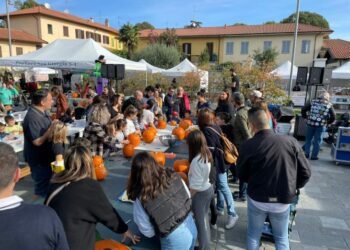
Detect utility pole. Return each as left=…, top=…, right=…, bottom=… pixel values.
left=288, top=0, right=301, bottom=97
left=5, top=0, right=12, bottom=56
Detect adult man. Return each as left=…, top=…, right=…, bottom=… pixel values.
left=23, top=89, right=54, bottom=197
left=302, top=92, right=335, bottom=160
left=237, top=108, right=311, bottom=250
left=249, top=90, right=263, bottom=107
left=0, top=143, right=69, bottom=250
left=121, top=90, right=143, bottom=113
left=163, top=86, right=176, bottom=121
left=230, top=68, right=240, bottom=94
left=143, top=85, right=155, bottom=104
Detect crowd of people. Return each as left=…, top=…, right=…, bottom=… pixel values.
left=0, top=72, right=317, bottom=250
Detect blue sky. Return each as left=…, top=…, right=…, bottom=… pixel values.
left=2, top=0, right=350, bottom=40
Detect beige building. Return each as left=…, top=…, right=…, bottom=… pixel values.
left=0, top=28, right=46, bottom=57
left=0, top=6, right=122, bottom=51
left=139, top=24, right=332, bottom=67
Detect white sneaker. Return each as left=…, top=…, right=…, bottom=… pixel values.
left=217, top=209, right=224, bottom=216
left=225, top=215, right=239, bottom=229
left=210, top=223, right=217, bottom=230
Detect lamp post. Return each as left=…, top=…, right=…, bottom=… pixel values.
left=5, top=0, right=13, bottom=56
left=288, top=0, right=301, bottom=97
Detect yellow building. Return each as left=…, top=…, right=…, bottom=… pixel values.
left=139, top=24, right=332, bottom=67
left=0, top=28, right=46, bottom=57
left=0, top=6, right=122, bottom=51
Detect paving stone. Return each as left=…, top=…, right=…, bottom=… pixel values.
left=320, top=216, right=350, bottom=231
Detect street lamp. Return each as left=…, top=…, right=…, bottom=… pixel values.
left=5, top=0, right=13, bottom=56
left=288, top=0, right=301, bottom=97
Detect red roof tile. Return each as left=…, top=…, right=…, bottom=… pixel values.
left=139, top=23, right=332, bottom=38
left=0, top=28, right=47, bottom=44
left=0, top=6, right=118, bottom=35
left=323, top=39, right=350, bottom=59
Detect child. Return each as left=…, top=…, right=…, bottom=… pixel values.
left=49, top=121, right=68, bottom=173
left=124, top=105, right=140, bottom=136
left=187, top=130, right=214, bottom=250
left=0, top=122, right=9, bottom=140
left=170, top=111, right=180, bottom=124
left=107, top=119, right=129, bottom=144
left=60, top=108, right=75, bottom=124
left=142, top=99, right=156, bottom=129
left=215, top=112, right=235, bottom=143
left=4, top=115, right=23, bottom=134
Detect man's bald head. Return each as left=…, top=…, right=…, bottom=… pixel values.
left=134, top=90, right=143, bottom=100
left=248, top=107, right=270, bottom=132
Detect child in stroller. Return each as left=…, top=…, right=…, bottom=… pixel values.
left=324, top=113, right=349, bottom=145
left=261, top=190, right=300, bottom=241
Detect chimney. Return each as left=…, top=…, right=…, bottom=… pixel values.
left=89, top=17, right=94, bottom=23
left=105, top=18, right=109, bottom=27
left=224, top=24, right=227, bottom=28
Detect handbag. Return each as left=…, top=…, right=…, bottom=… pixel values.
left=45, top=182, right=71, bottom=206
left=208, top=127, right=239, bottom=164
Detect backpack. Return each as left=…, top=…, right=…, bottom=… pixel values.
left=208, top=127, right=239, bottom=164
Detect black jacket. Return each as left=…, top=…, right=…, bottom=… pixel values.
left=143, top=175, right=191, bottom=237
left=202, top=125, right=227, bottom=173
left=215, top=101, right=234, bottom=116
left=237, top=129, right=311, bottom=204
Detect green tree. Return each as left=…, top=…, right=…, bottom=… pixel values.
left=135, top=21, right=155, bottom=30
left=132, top=43, right=181, bottom=69
left=232, top=23, right=246, bottom=26
left=198, top=48, right=210, bottom=66
left=14, top=0, right=42, bottom=9
left=281, top=11, right=330, bottom=29
left=158, top=28, right=178, bottom=47
left=264, top=21, right=276, bottom=25
left=111, top=49, right=128, bottom=58
left=184, top=20, right=203, bottom=28
left=253, top=48, right=279, bottom=69
left=118, top=23, right=139, bottom=59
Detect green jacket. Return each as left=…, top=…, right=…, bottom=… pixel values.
left=0, top=87, right=18, bottom=105
left=233, top=106, right=251, bottom=148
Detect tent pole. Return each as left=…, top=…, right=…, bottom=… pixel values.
left=146, top=70, right=148, bottom=86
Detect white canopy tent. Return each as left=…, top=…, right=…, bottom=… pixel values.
left=332, top=61, right=350, bottom=79
left=0, top=39, right=146, bottom=71
left=138, top=59, right=165, bottom=73
left=270, top=60, right=297, bottom=79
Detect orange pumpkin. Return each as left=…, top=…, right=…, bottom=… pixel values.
left=148, top=126, right=157, bottom=135
left=151, top=152, right=166, bottom=166
left=95, top=239, right=131, bottom=250
left=93, top=155, right=104, bottom=167
left=157, top=120, right=167, bottom=129
left=177, top=172, right=189, bottom=185
left=169, top=120, right=177, bottom=126
left=172, top=127, right=186, bottom=140
left=179, top=120, right=192, bottom=130
left=71, top=92, right=79, bottom=98
left=128, top=133, right=141, bottom=147
left=173, top=159, right=190, bottom=174
left=95, top=164, right=108, bottom=181
left=123, top=144, right=135, bottom=158
left=143, top=129, right=156, bottom=143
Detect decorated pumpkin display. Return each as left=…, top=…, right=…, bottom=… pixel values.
left=169, top=120, right=177, bottom=126
left=157, top=120, right=167, bottom=129
left=95, top=239, right=131, bottom=250
left=148, top=126, right=157, bottom=135
left=71, top=92, right=79, bottom=98
left=173, top=159, right=190, bottom=174
left=95, top=164, right=108, bottom=181
left=123, top=144, right=135, bottom=158
left=142, top=129, right=156, bottom=143
left=128, top=133, right=141, bottom=147
left=150, top=152, right=166, bottom=166
left=177, top=172, right=189, bottom=185
left=179, top=119, right=192, bottom=130
left=172, top=127, right=186, bottom=140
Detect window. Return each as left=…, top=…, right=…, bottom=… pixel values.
left=281, top=40, right=291, bottom=54
left=95, top=34, right=101, bottom=43
left=241, top=41, right=249, bottom=54
left=301, top=40, right=311, bottom=54
left=103, top=35, right=109, bottom=45
left=47, top=24, right=53, bottom=34
left=36, top=45, right=42, bottom=50
left=63, top=26, right=69, bottom=37
left=0, top=46, right=2, bottom=57
left=263, top=41, right=272, bottom=51
left=75, top=29, right=84, bottom=39
left=182, top=43, right=192, bottom=60
left=226, top=42, right=234, bottom=55
left=16, top=47, right=23, bottom=55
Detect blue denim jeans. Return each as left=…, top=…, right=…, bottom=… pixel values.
left=247, top=198, right=290, bottom=250
left=303, top=125, right=325, bottom=158
left=160, top=214, right=197, bottom=250
left=217, top=172, right=237, bottom=216
left=30, top=164, right=52, bottom=197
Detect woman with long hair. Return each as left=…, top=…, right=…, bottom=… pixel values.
left=109, top=94, right=124, bottom=119
left=127, top=152, right=197, bottom=250
left=45, top=145, right=140, bottom=250
left=215, top=89, right=234, bottom=116
left=198, top=108, right=239, bottom=230
left=254, top=100, right=277, bottom=131
left=187, top=130, right=214, bottom=250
